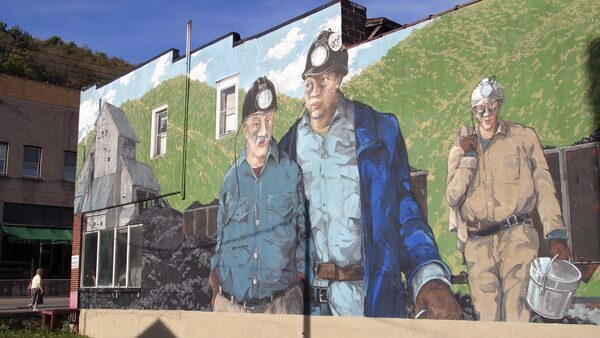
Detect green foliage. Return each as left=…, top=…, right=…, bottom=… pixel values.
left=0, top=21, right=133, bottom=88
left=0, top=317, right=88, bottom=338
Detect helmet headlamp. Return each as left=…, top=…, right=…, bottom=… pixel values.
left=310, top=44, right=329, bottom=67
left=256, top=85, right=274, bottom=111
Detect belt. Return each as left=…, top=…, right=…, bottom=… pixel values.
left=467, top=213, right=531, bottom=239
left=310, top=287, right=329, bottom=304
left=315, top=262, right=364, bottom=281
left=219, top=286, right=287, bottom=310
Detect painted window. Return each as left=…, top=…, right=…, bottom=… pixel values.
left=216, top=74, right=239, bottom=139
left=81, top=223, right=143, bottom=288
left=0, top=143, right=7, bottom=175
left=22, top=146, right=41, bottom=178
left=63, top=151, right=76, bottom=182
left=151, top=104, right=168, bottom=159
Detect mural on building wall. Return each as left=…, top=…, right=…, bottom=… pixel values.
left=75, top=0, right=599, bottom=323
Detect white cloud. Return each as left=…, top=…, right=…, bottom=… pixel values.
left=150, top=55, right=169, bottom=87
left=78, top=98, right=99, bottom=142
left=264, top=27, right=305, bottom=61
left=348, top=42, right=372, bottom=66
left=302, top=18, right=309, bottom=24
left=346, top=42, right=373, bottom=82
left=318, top=14, right=341, bottom=34
left=103, top=89, right=116, bottom=104
left=190, top=61, right=208, bottom=82
left=267, top=53, right=306, bottom=94
left=119, top=72, right=134, bottom=85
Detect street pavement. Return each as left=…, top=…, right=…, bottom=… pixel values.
left=0, top=297, right=69, bottom=314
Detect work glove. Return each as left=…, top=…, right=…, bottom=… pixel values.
left=208, top=269, right=220, bottom=308
left=459, top=134, right=477, bottom=153
left=414, top=279, right=462, bottom=320
left=549, top=238, right=571, bottom=260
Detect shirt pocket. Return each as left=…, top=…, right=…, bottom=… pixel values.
left=341, top=174, right=360, bottom=220
left=497, top=151, right=521, bottom=184
left=225, top=243, right=252, bottom=267
left=267, top=192, right=295, bottom=238
left=230, top=197, right=249, bottom=223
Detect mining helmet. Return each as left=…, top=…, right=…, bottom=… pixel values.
left=302, top=29, right=348, bottom=79
left=242, top=76, right=277, bottom=122
left=471, top=76, right=504, bottom=109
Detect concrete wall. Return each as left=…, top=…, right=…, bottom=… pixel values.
left=78, top=309, right=599, bottom=338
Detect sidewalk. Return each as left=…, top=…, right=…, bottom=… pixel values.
left=0, top=296, right=69, bottom=315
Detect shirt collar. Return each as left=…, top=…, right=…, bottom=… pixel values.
left=477, top=118, right=507, bottom=138
left=237, top=137, right=279, bottom=167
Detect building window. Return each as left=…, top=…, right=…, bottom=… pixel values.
left=22, top=146, right=41, bottom=178
left=81, top=223, right=143, bottom=288
left=63, top=151, right=76, bottom=182
left=0, top=142, right=7, bottom=175
left=216, top=75, right=239, bottom=139
left=150, top=104, right=168, bottom=159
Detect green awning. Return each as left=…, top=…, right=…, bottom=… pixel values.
left=1, top=224, right=72, bottom=243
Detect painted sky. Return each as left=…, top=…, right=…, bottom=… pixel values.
left=75, top=2, right=436, bottom=143
left=2, top=0, right=463, bottom=65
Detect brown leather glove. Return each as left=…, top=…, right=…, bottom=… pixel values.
left=459, top=134, right=477, bottom=153
left=414, top=280, right=462, bottom=320
left=208, top=269, right=220, bottom=307
left=549, top=239, right=571, bottom=260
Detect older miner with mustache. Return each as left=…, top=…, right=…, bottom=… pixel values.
left=209, top=77, right=309, bottom=314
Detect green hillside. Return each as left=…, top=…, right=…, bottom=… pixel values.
left=342, top=0, right=599, bottom=295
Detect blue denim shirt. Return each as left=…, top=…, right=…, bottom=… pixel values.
left=210, top=139, right=309, bottom=301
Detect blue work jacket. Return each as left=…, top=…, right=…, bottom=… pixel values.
left=280, top=99, right=449, bottom=317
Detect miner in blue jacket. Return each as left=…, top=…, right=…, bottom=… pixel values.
left=280, top=30, right=461, bottom=318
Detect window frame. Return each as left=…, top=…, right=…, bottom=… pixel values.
left=81, top=223, right=143, bottom=289
left=150, top=103, right=168, bottom=159
left=215, top=74, right=239, bottom=139
left=22, top=145, right=41, bottom=179
left=0, top=142, right=8, bottom=175
left=63, top=151, right=77, bottom=182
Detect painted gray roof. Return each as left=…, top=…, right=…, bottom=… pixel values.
left=122, top=158, right=160, bottom=191
left=102, top=102, right=139, bottom=143
left=87, top=174, right=116, bottom=211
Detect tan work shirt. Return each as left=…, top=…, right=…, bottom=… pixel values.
left=446, top=119, right=566, bottom=237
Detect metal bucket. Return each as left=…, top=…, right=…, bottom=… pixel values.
left=526, top=254, right=582, bottom=319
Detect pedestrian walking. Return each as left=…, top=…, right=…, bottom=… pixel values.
left=27, top=268, right=44, bottom=310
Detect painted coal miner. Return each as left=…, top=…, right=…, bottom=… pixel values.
left=446, top=77, right=571, bottom=321
left=209, top=77, right=308, bottom=314
left=280, top=29, right=462, bottom=318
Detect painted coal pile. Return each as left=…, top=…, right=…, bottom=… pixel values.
left=531, top=311, right=596, bottom=325
left=131, top=206, right=215, bottom=310
left=455, top=292, right=598, bottom=324
left=186, top=198, right=219, bottom=210
left=572, top=127, right=600, bottom=145
left=454, top=292, right=476, bottom=321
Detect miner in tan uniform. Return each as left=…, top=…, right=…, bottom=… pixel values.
left=446, top=77, right=570, bottom=322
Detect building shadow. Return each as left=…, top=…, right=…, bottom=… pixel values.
left=140, top=319, right=177, bottom=338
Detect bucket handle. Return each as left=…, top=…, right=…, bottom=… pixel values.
left=540, top=254, right=560, bottom=295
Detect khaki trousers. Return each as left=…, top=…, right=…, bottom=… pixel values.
left=464, top=222, right=539, bottom=322
left=212, top=284, right=303, bottom=314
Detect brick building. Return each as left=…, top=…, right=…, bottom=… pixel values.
left=0, top=74, right=78, bottom=294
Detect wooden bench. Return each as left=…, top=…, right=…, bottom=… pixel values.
left=40, top=308, right=79, bottom=332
